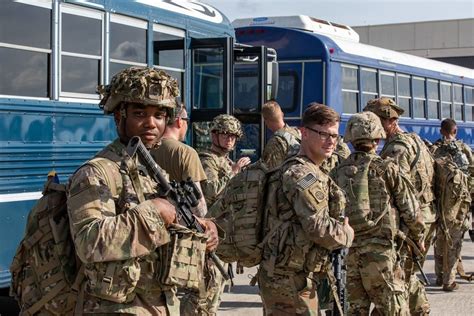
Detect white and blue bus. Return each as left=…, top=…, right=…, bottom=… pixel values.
left=0, top=0, right=277, bottom=292
left=233, top=16, right=474, bottom=146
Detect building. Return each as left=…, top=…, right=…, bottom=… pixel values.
left=353, top=19, right=474, bottom=69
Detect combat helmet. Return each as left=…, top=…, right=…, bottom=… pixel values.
left=97, top=66, right=180, bottom=115
left=363, top=97, right=404, bottom=119
left=211, top=114, right=243, bottom=138
left=344, top=111, right=386, bottom=145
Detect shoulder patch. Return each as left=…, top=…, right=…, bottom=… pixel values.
left=297, top=173, right=318, bottom=190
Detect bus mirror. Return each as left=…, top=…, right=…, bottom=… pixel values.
left=267, top=61, right=279, bottom=100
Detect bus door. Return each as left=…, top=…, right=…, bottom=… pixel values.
left=233, top=45, right=278, bottom=161
left=190, top=37, right=233, bottom=152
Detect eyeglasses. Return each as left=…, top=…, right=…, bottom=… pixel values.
left=178, top=117, right=189, bottom=122
left=305, top=126, right=340, bottom=141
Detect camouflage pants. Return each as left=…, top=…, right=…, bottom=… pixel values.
left=434, top=223, right=464, bottom=286
left=180, top=256, right=228, bottom=316
left=399, top=245, right=430, bottom=315
left=346, top=244, right=409, bottom=316
left=258, top=267, right=319, bottom=315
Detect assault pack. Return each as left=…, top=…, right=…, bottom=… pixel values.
left=10, top=158, right=114, bottom=315
left=431, top=143, right=472, bottom=227
left=209, top=160, right=278, bottom=267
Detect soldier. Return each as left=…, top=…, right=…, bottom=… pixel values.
left=151, top=103, right=208, bottom=217
left=258, top=104, right=354, bottom=315
left=261, top=100, right=301, bottom=169
left=430, top=118, right=474, bottom=290
left=181, top=114, right=251, bottom=315
left=320, top=136, right=351, bottom=174
left=199, top=114, right=251, bottom=206
left=332, top=112, right=425, bottom=315
left=67, top=67, right=218, bottom=314
left=364, top=97, right=431, bottom=315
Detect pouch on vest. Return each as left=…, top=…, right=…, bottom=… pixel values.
left=157, top=223, right=207, bottom=290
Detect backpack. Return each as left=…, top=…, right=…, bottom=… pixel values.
left=208, top=160, right=278, bottom=267
left=433, top=155, right=471, bottom=226
left=10, top=158, right=116, bottom=315
left=333, top=153, right=392, bottom=237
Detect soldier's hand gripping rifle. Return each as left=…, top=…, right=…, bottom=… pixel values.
left=126, top=136, right=230, bottom=280
left=396, top=230, right=430, bottom=285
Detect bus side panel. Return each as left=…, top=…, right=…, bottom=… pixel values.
left=0, top=200, right=35, bottom=289
left=326, top=62, right=343, bottom=113
left=302, top=62, right=324, bottom=110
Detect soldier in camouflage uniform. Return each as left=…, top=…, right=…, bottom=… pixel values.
left=67, top=67, right=218, bottom=314
left=181, top=114, right=250, bottom=315
left=364, top=97, right=431, bottom=315
left=261, top=100, right=301, bottom=169
left=332, top=112, right=425, bottom=315
left=258, top=104, right=354, bottom=315
left=430, top=118, right=474, bottom=291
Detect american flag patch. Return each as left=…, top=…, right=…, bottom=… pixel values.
left=297, top=173, right=317, bottom=190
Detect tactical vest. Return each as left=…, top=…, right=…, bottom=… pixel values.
left=333, top=152, right=397, bottom=247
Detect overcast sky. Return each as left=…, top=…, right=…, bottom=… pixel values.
left=203, top=0, right=474, bottom=26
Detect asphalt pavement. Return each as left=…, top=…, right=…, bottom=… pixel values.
left=219, top=236, right=474, bottom=315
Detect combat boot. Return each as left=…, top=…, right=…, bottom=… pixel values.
left=442, top=282, right=459, bottom=292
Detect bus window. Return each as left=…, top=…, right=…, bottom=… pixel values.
left=397, top=74, right=411, bottom=117
left=361, top=68, right=378, bottom=108
left=0, top=1, right=51, bottom=98
left=153, top=24, right=185, bottom=103
left=413, top=77, right=426, bottom=118
left=277, top=62, right=301, bottom=115
left=380, top=71, right=395, bottom=99
left=109, top=15, right=147, bottom=76
left=453, top=84, right=463, bottom=121
left=61, top=6, right=102, bottom=96
left=427, top=79, right=440, bottom=119
left=342, top=64, right=358, bottom=113
left=193, top=47, right=225, bottom=109
left=234, top=63, right=259, bottom=113
left=440, top=82, right=453, bottom=119
left=465, top=87, right=474, bottom=121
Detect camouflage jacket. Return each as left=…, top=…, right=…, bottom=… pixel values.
left=262, top=155, right=353, bottom=275
left=431, top=138, right=473, bottom=175
left=67, top=139, right=175, bottom=314
left=332, top=151, right=424, bottom=247
left=380, top=132, right=436, bottom=223
left=320, top=138, right=351, bottom=174
left=262, top=124, right=301, bottom=169
left=199, top=149, right=234, bottom=207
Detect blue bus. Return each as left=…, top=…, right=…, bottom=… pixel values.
left=233, top=16, right=474, bottom=146
left=0, top=0, right=277, bottom=292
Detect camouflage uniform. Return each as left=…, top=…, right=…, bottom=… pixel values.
left=258, top=155, right=353, bottom=315
left=364, top=98, right=431, bottom=315
left=68, top=140, right=180, bottom=314
left=431, top=138, right=474, bottom=287
left=262, top=124, right=301, bottom=169
left=332, top=112, right=424, bottom=315
left=181, top=114, right=242, bottom=316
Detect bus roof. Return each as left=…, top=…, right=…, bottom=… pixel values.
left=233, top=15, right=359, bottom=42
left=68, top=0, right=234, bottom=37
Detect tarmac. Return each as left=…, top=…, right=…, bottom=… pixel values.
left=219, top=236, right=474, bottom=315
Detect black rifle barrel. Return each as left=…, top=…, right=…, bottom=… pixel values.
left=126, top=136, right=230, bottom=280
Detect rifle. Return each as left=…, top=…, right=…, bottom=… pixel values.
left=331, top=247, right=347, bottom=316
left=396, top=230, right=430, bottom=285
left=126, top=136, right=230, bottom=280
